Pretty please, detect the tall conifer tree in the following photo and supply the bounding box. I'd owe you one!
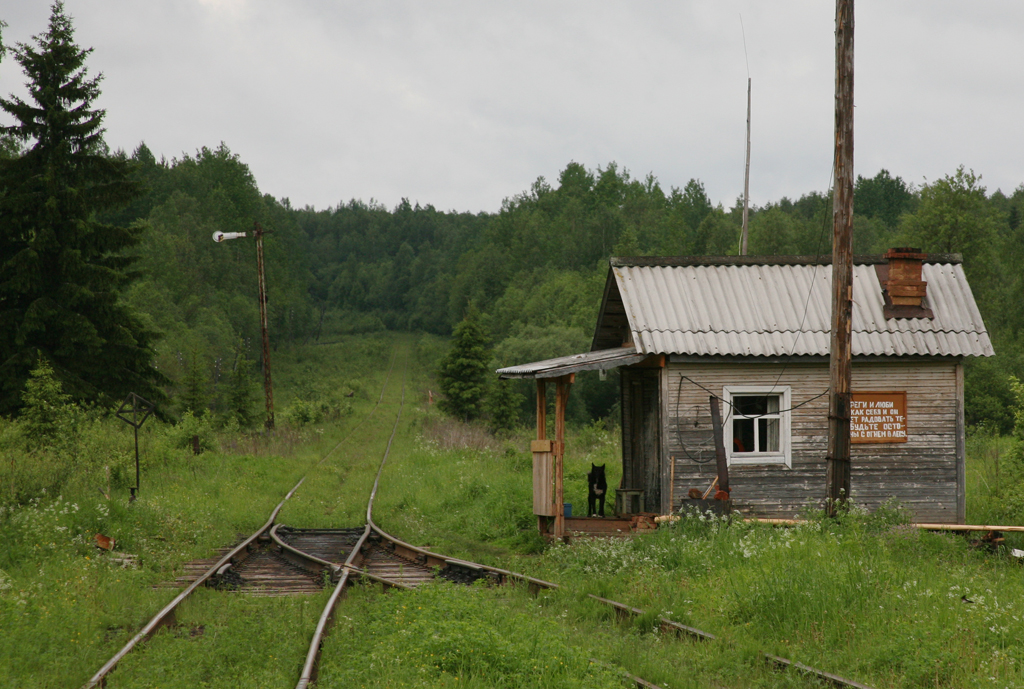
[0,3,164,413]
[438,306,491,422]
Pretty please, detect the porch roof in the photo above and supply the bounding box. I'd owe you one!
[496,346,645,379]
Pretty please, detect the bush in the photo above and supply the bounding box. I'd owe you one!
[19,358,81,450]
[155,411,217,455]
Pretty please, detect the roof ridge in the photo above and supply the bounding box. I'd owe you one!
[612,254,962,267]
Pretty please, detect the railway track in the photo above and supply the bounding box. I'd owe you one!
[81,349,556,689]
[82,343,785,689]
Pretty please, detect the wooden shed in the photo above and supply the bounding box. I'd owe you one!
[498,252,994,537]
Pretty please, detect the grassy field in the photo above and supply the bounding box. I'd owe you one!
[2,331,1023,688]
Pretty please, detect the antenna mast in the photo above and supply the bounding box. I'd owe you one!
[741,77,751,255]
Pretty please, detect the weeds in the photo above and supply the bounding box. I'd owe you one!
[5,333,1024,688]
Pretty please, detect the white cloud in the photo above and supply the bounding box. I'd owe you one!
[1,0,1022,212]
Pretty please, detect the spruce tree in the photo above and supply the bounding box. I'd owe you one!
[0,3,165,414]
[437,306,491,422]
[179,347,209,417]
[222,344,257,428]
[21,356,78,447]
[486,378,523,432]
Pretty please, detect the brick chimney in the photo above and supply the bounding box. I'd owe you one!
[884,247,927,306]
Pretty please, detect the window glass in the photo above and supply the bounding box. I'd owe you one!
[732,394,781,454]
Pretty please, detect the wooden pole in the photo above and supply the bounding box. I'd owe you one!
[536,380,547,440]
[254,222,275,430]
[827,0,854,516]
[536,380,548,534]
[553,376,572,540]
[709,396,730,495]
[669,456,675,513]
[741,77,751,256]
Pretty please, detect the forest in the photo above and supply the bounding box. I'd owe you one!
[88,146,1024,434]
[2,4,1023,435]
[7,9,1024,688]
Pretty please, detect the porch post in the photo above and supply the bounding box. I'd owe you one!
[553,374,574,540]
[536,380,547,441]
[532,381,554,534]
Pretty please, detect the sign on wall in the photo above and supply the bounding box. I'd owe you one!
[850,391,907,444]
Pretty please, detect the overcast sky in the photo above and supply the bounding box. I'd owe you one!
[2,1,1022,214]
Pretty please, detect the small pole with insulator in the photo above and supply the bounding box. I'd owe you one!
[213,223,275,430]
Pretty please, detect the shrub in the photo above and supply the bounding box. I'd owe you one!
[156,411,217,455]
[19,358,80,450]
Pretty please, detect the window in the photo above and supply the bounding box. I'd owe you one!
[723,385,791,467]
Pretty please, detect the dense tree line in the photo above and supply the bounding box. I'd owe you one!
[3,4,1023,433]
[121,154,1024,432]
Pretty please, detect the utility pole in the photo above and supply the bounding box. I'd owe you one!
[253,222,275,430]
[827,0,854,516]
[213,223,275,430]
[741,77,751,256]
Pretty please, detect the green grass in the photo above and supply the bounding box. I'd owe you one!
[366,403,1024,688]
[317,581,629,688]
[4,332,1024,688]
[0,333,403,688]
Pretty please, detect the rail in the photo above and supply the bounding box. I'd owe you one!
[80,348,399,689]
[294,368,558,687]
[587,591,875,688]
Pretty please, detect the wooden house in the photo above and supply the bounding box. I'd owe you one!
[498,251,994,538]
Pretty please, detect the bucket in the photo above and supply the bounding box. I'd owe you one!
[563,503,572,518]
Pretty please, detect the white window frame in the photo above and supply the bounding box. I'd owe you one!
[723,385,792,468]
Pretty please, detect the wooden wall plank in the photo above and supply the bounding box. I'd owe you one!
[664,360,960,522]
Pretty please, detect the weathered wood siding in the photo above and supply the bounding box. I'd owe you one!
[621,368,661,511]
[664,360,961,522]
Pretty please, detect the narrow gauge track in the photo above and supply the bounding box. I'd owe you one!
[80,336,878,689]
[82,350,556,689]
[294,363,556,687]
[79,349,402,688]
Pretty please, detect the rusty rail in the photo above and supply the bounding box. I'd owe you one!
[749,517,1024,533]
[587,594,715,641]
[766,654,876,689]
[80,348,400,689]
[587,594,875,689]
[294,369,559,688]
[589,658,665,689]
[294,365,408,689]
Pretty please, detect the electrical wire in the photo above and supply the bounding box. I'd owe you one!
[673,374,716,464]
[674,165,836,463]
[682,375,828,416]
[763,167,836,396]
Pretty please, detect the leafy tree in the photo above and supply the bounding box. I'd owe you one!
[437,306,491,421]
[900,168,997,260]
[693,208,738,255]
[899,167,1000,313]
[855,169,914,228]
[222,346,258,427]
[0,3,165,414]
[749,206,797,256]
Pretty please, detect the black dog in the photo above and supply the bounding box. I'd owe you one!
[588,464,607,517]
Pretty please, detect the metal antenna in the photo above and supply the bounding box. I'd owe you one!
[740,14,752,256]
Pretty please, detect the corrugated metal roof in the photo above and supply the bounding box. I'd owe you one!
[496,346,646,379]
[613,262,994,358]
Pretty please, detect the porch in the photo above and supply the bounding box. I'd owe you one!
[497,347,669,540]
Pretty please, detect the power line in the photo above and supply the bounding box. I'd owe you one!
[679,375,829,419]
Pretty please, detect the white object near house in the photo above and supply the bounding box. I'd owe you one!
[212,231,248,242]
